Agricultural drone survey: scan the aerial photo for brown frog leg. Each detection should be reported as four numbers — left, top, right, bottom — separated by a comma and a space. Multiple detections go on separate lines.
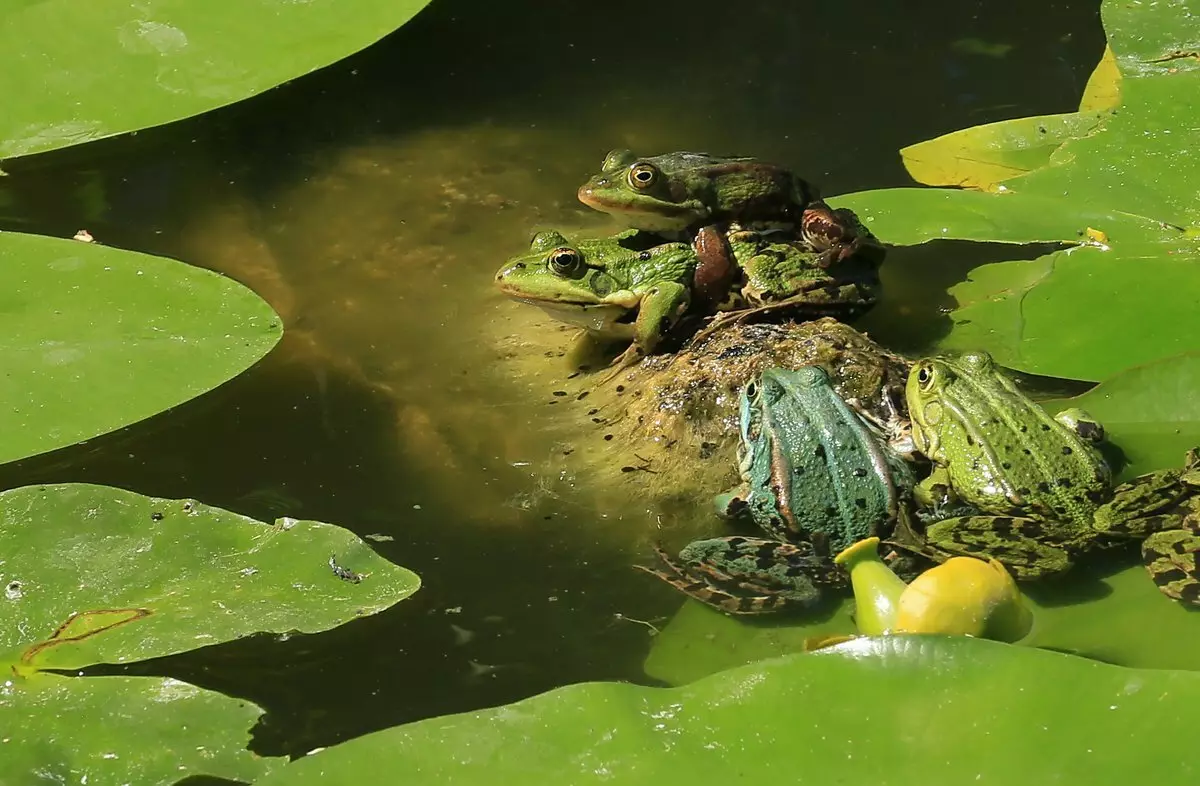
1142, 517, 1200, 604
691, 225, 739, 310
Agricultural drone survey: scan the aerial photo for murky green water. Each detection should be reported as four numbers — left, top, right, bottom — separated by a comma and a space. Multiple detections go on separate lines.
0, 0, 1105, 757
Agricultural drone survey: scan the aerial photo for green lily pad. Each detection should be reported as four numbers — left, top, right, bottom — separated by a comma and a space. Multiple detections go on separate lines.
255, 636, 1200, 785
3, 674, 275, 785
0, 483, 420, 783
1044, 351, 1200, 479
832, 0, 1200, 382
0, 231, 280, 466
900, 110, 1110, 190
0, 0, 433, 162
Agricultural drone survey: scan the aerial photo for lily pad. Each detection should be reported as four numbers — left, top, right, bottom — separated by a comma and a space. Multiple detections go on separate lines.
1, 674, 275, 785
0, 483, 421, 783
0, 0, 434, 162
832, 0, 1200, 382
255, 636, 1200, 785
0, 231, 281, 466
1044, 351, 1200, 479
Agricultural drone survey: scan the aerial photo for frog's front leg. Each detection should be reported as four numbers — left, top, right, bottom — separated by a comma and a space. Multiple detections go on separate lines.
633, 536, 840, 615
914, 465, 955, 512
921, 515, 1074, 580
713, 482, 750, 519
634, 281, 690, 355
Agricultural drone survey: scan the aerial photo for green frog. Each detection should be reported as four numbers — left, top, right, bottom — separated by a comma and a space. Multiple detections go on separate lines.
905, 350, 1200, 603
496, 228, 878, 367
636, 365, 916, 614
576, 149, 886, 275
494, 229, 696, 358
578, 149, 818, 233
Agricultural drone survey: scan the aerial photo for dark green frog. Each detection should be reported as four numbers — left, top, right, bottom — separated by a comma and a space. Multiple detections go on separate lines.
637, 365, 915, 614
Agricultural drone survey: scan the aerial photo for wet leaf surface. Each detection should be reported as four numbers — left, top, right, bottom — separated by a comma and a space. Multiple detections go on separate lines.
0, 232, 281, 466
257, 636, 1200, 785
0, 483, 420, 783
0, 0, 434, 161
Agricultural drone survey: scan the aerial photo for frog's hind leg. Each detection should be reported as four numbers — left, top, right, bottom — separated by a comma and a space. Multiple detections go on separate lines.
922, 515, 1075, 580
1142, 525, 1200, 604
633, 537, 836, 615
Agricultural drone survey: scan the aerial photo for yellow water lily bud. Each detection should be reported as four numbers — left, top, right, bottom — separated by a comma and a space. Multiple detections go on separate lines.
895, 556, 1033, 642
834, 537, 907, 635
834, 537, 1033, 643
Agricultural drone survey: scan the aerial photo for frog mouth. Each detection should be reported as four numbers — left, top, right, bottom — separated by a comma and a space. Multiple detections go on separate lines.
506, 296, 632, 335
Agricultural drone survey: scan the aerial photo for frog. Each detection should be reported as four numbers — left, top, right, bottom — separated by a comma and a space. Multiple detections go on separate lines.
635, 364, 917, 614
577, 149, 819, 234
903, 350, 1200, 604
689, 225, 882, 338
496, 227, 880, 371
576, 149, 886, 281
494, 229, 697, 361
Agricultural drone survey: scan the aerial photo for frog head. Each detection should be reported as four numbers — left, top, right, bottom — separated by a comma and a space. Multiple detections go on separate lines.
494, 229, 698, 348
576, 149, 710, 232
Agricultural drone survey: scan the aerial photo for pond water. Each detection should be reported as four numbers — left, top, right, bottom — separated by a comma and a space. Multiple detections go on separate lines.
0, 0, 1107, 758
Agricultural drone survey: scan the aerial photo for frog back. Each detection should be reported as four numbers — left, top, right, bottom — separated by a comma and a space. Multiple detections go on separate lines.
742, 367, 904, 555
920, 358, 1111, 523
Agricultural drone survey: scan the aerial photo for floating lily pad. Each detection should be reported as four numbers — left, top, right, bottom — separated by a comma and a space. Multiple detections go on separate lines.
255, 636, 1200, 785
832, 0, 1200, 382
0, 483, 420, 783
0, 231, 281, 466
1045, 351, 1200, 479
0, 0, 434, 162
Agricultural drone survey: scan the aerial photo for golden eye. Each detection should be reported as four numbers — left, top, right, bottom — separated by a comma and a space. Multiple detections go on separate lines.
917, 364, 935, 391
628, 163, 659, 190
548, 248, 582, 276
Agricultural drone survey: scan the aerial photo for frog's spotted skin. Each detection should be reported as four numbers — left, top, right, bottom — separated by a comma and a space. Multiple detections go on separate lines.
1143, 526, 1200, 603
576, 149, 886, 321
905, 351, 1200, 604
636, 365, 914, 614
637, 538, 843, 615
494, 229, 696, 357
577, 149, 818, 233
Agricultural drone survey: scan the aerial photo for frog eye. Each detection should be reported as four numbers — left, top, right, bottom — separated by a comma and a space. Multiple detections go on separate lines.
744, 381, 758, 399
547, 247, 583, 276
917, 364, 936, 391
628, 163, 659, 190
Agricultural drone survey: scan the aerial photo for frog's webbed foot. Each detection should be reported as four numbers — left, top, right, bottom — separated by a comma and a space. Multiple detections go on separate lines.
634, 537, 837, 615
1142, 526, 1200, 604
598, 343, 645, 384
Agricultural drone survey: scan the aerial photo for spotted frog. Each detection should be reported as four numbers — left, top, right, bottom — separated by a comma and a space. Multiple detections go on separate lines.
496, 228, 877, 366
495, 229, 697, 358
577, 149, 885, 285
906, 350, 1200, 603
636, 365, 916, 614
